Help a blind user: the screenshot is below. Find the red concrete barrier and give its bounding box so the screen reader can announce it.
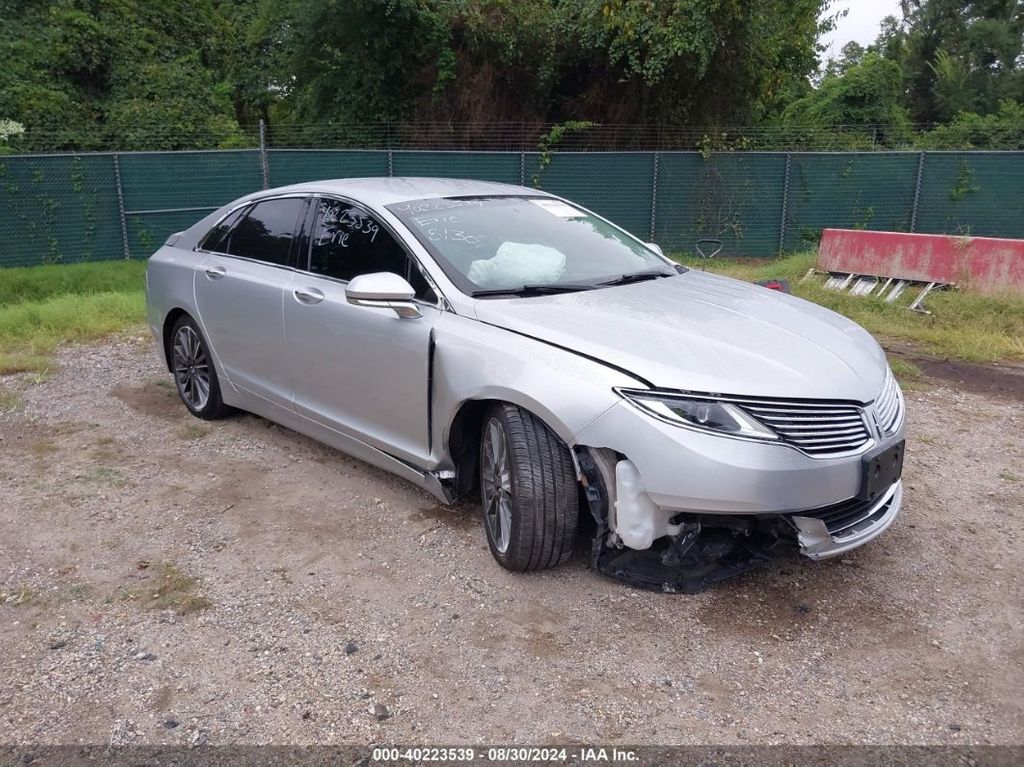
[818,229,1024,295]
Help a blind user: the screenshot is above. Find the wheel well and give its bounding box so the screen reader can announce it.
[446,399,576,502]
[447,399,496,500]
[161,308,190,372]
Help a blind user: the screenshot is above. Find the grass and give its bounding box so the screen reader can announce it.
[178,423,211,440]
[146,562,212,615]
[0,260,146,374]
[674,252,1024,364]
[0,260,147,305]
[1,585,44,607]
[0,386,20,412]
[888,357,926,388]
[120,561,213,615]
[1,253,1022,375]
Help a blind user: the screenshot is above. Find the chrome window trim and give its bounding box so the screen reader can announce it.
[193,191,449,311]
[193,192,313,270]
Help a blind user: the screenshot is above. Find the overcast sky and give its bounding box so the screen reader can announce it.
[821,0,904,58]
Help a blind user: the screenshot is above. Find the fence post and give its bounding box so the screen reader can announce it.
[649,151,659,241]
[112,152,131,260]
[519,150,526,186]
[258,119,269,190]
[386,119,394,177]
[910,151,925,233]
[778,153,792,254]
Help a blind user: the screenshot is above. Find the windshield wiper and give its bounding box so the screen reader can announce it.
[470,283,598,298]
[598,270,674,287]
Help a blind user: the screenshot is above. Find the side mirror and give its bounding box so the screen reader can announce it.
[345,272,422,319]
[646,242,664,257]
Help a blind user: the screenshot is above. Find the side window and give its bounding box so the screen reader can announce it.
[199,206,248,252]
[225,198,307,266]
[309,200,436,302]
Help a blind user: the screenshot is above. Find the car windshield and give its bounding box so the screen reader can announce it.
[386,196,674,295]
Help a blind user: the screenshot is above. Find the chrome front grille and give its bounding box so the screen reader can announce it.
[738,399,871,456]
[873,368,904,435]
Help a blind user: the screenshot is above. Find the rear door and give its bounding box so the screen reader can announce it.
[193,196,309,408]
[283,197,441,464]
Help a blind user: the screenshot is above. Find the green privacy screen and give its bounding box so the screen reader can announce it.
[0,153,123,266]
[2,149,1023,267]
[119,150,263,257]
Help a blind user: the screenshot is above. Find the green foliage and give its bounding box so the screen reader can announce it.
[290,0,457,124]
[880,0,1024,124]
[0,1,1019,151]
[921,100,1024,149]
[532,121,597,186]
[564,0,828,124]
[782,53,913,146]
[0,0,246,150]
[0,0,834,146]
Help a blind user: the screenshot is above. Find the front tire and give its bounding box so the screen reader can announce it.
[479,404,579,571]
[170,315,231,420]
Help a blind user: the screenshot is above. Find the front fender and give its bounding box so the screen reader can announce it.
[430,312,645,467]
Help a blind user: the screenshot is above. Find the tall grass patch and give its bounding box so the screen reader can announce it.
[0,261,146,374]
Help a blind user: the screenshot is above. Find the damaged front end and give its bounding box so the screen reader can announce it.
[575,447,799,594]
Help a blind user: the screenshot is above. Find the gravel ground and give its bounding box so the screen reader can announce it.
[0,333,1021,746]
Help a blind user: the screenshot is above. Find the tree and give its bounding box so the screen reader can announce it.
[921,98,1024,147]
[285,0,832,129]
[897,0,1024,123]
[0,0,245,149]
[782,52,912,145]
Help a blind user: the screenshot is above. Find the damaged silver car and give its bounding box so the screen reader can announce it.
[145,178,905,592]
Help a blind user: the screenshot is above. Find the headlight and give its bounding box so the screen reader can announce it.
[616,389,779,440]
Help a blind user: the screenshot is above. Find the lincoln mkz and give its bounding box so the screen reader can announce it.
[146,178,906,592]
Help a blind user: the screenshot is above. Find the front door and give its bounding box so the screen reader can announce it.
[283,198,441,465]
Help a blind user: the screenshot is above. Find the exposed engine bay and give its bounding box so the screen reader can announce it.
[575,448,800,593]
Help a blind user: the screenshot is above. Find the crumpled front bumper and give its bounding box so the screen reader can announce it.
[573,400,906,569]
[790,480,903,560]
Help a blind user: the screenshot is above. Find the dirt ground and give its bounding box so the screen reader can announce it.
[0,334,1022,746]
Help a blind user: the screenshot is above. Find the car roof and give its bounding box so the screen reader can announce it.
[264,177,549,207]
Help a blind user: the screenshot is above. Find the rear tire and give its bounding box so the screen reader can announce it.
[170,315,231,421]
[479,403,579,571]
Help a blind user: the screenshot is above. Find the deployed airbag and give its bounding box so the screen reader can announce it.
[468,242,566,288]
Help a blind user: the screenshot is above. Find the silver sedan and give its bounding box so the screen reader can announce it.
[145,178,905,592]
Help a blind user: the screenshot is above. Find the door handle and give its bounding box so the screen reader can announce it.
[293,287,325,305]
[204,265,227,280]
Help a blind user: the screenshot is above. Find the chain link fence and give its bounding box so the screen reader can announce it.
[1,142,1022,267]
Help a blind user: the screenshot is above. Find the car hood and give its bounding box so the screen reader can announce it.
[471,270,888,402]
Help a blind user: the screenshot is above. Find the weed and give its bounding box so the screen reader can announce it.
[1,585,43,607]
[81,466,129,489]
[0,387,20,412]
[146,562,212,615]
[178,423,211,440]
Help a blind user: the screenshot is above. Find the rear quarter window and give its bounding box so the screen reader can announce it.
[221,198,308,267]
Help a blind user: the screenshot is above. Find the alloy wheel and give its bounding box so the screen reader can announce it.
[172,325,211,411]
[481,418,513,554]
